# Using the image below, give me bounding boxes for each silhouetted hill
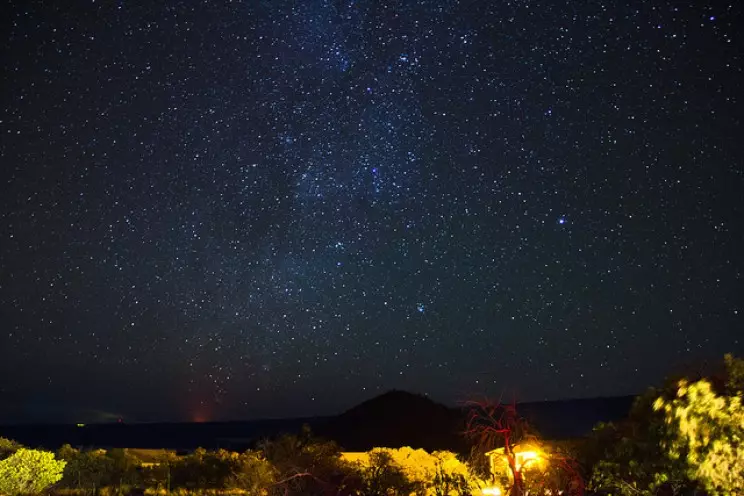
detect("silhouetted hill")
[314,390,467,452]
[0,391,636,452]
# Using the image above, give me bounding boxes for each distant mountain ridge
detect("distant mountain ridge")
[0,391,635,452]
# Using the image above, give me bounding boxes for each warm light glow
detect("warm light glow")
[515,450,541,470]
[482,487,502,496]
[486,445,547,483]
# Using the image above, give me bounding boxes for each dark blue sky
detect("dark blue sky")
[1,0,742,423]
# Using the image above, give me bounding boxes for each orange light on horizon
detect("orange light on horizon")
[192,412,210,423]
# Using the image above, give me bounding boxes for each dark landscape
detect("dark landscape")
[0,391,635,452]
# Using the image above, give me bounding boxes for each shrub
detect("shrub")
[229,450,277,494]
[0,448,66,496]
[0,438,24,461]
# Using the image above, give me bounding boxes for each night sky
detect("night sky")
[1,0,742,424]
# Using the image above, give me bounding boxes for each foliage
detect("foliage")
[0,438,24,461]
[228,450,277,494]
[347,450,416,496]
[723,353,744,394]
[523,444,584,496]
[137,451,179,491]
[167,447,276,493]
[259,426,352,495]
[654,376,744,496]
[463,399,582,496]
[345,447,478,495]
[585,389,691,496]
[0,448,66,496]
[586,355,744,496]
[56,446,143,494]
[170,448,240,490]
[429,451,476,496]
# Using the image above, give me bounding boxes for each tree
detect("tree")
[585,390,690,496]
[464,398,535,496]
[586,354,744,496]
[429,451,476,496]
[259,426,353,495]
[654,377,744,495]
[348,450,416,496]
[0,438,23,460]
[56,448,118,494]
[525,444,584,496]
[229,450,277,495]
[170,448,241,490]
[0,448,66,496]
[464,398,584,496]
[723,353,744,394]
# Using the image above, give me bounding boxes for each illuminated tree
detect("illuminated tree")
[0,448,66,496]
[348,450,416,496]
[346,447,477,496]
[464,398,584,496]
[587,354,744,496]
[0,437,23,460]
[585,391,690,496]
[654,377,744,496]
[463,399,536,496]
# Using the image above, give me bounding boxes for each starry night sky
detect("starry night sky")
[1,0,742,424]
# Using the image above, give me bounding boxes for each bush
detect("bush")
[229,450,277,494]
[0,448,66,496]
[260,427,353,495]
[170,448,240,490]
[0,438,24,461]
[344,447,481,496]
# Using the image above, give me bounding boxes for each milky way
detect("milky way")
[1,0,742,423]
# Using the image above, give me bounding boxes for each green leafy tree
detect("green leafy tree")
[0,448,66,496]
[585,390,691,496]
[654,377,744,495]
[586,354,744,496]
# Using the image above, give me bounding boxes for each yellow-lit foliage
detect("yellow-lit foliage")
[0,448,66,496]
[342,447,490,495]
[654,378,744,495]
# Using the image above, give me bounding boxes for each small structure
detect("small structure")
[485,443,546,479]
